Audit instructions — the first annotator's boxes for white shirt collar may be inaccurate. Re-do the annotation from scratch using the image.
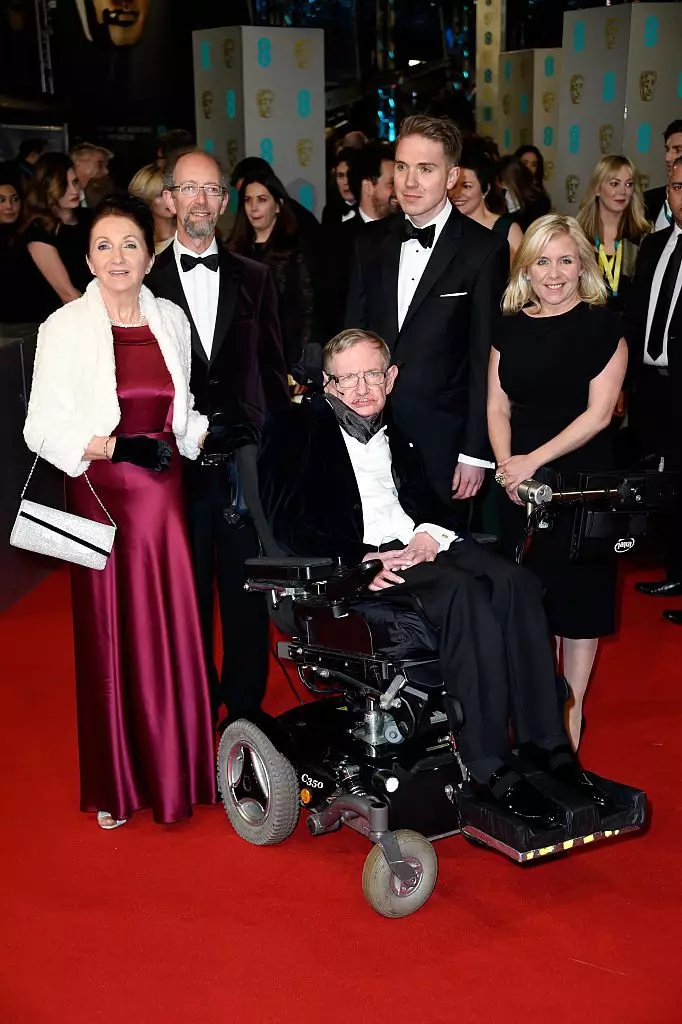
[173,234,219,260]
[358,207,376,224]
[673,221,682,237]
[405,198,452,239]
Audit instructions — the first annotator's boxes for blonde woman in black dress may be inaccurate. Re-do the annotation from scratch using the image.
[487,215,628,749]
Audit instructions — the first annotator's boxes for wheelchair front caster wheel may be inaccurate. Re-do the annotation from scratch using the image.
[362,829,438,918]
[217,718,299,845]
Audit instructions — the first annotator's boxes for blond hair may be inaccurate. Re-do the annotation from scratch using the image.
[577,155,651,243]
[323,328,391,372]
[397,115,462,166]
[129,163,164,206]
[503,214,607,314]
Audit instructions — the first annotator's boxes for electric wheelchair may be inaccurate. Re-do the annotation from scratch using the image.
[216,465,667,918]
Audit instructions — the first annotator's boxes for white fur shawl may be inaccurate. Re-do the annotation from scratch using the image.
[24,279,208,476]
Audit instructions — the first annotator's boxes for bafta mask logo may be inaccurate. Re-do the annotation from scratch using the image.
[544,160,555,182]
[202,90,213,120]
[638,172,651,192]
[605,17,619,50]
[297,138,313,167]
[73,0,150,47]
[226,138,238,171]
[599,124,614,155]
[569,74,585,105]
[483,12,493,28]
[542,91,555,114]
[520,127,531,145]
[294,38,312,70]
[565,174,580,205]
[502,93,511,116]
[639,70,657,103]
[223,37,235,69]
[257,89,275,118]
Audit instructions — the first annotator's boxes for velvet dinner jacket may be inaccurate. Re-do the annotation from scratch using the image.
[345,208,509,487]
[147,242,290,427]
[258,394,461,567]
[626,225,682,391]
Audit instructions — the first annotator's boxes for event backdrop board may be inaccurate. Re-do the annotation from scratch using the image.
[476,0,506,140]
[532,49,563,204]
[555,3,682,215]
[192,27,325,219]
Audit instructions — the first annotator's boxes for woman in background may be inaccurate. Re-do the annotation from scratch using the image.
[449,145,524,260]
[577,155,651,312]
[20,152,91,319]
[229,169,314,377]
[515,145,547,193]
[498,156,551,232]
[488,215,627,750]
[129,163,176,254]
[0,163,30,323]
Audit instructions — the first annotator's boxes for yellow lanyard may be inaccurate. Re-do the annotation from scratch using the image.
[597,240,623,296]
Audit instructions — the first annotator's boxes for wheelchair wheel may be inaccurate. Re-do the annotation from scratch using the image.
[217,719,299,846]
[362,829,438,918]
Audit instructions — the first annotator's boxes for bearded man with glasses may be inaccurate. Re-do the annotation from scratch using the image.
[257,329,607,828]
[147,148,289,725]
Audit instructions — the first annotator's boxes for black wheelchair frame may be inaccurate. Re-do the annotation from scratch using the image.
[216,469,652,918]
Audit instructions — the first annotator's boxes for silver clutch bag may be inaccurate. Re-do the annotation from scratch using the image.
[10,450,116,571]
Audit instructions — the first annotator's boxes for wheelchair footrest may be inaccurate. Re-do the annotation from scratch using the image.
[456,770,646,863]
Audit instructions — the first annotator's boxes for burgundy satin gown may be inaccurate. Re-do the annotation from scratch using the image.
[65,325,217,823]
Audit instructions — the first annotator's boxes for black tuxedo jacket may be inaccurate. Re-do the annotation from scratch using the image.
[316,213,371,341]
[345,208,508,494]
[626,225,682,391]
[258,394,461,566]
[147,243,290,427]
[643,186,667,227]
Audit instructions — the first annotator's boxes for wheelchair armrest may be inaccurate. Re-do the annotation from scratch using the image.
[245,556,335,583]
[324,559,382,601]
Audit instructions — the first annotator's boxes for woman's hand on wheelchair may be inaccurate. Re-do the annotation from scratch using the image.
[497,453,541,505]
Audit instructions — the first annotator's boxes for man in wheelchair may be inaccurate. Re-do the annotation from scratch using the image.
[257,328,611,833]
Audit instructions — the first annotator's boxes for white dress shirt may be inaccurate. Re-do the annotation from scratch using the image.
[358,207,376,224]
[339,425,458,551]
[397,199,492,469]
[173,235,220,359]
[341,201,357,223]
[644,222,682,368]
[654,199,672,233]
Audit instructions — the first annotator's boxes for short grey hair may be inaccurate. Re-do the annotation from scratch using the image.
[323,328,391,372]
[162,148,228,192]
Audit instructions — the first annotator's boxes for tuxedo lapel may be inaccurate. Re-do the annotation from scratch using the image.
[399,211,462,335]
[209,250,243,366]
[152,246,208,365]
[379,220,402,347]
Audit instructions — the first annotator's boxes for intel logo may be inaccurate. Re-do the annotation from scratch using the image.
[614,537,636,554]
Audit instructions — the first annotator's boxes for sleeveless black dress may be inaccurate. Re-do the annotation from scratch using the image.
[495,302,623,638]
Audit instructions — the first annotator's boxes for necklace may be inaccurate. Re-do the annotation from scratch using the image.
[596,237,623,296]
[109,315,147,328]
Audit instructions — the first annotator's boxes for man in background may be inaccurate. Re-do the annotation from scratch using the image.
[644,120,682,230]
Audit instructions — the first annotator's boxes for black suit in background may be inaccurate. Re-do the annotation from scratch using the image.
[147,244,290,719]
[345,208,508,508]
[643,186,667,228]
[626,226,682,579]
[316,214,370,343]
[258,395,565,768]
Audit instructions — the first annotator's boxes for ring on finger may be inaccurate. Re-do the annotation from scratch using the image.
[494,472,506,485]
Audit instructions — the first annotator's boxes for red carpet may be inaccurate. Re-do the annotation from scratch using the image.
[1,566,681,1023]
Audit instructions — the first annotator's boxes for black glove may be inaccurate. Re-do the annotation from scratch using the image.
[202,415,260,457]
[111,435,172,472]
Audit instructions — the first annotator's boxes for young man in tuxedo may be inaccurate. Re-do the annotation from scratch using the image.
[345,115,509,517]
[147,149,289,719]
[628,157,682,621]
[643,120,682,230]
[258,329,608,829]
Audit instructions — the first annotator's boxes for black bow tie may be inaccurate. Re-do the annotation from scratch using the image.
[180,252,220,272]
[400,220,436,249]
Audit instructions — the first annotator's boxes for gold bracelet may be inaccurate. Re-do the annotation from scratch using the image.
[104,436,113,461]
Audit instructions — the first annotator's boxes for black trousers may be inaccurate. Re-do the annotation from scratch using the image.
[185,461,269,720]
[630,367,682,579]
[375,539,564,765]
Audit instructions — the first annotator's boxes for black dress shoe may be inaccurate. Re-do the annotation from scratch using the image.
[470,765,562,829]
[662,609,682,625]
[635,580,682,597]
[517,742,610,811]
